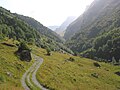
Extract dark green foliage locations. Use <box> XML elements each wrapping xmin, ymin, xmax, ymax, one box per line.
<box><xmin>65</xmin><ymin>0</ymin><xmax>120</xmax><ymax>62</ymax></box>
<box><xmin>17</xmin><ymin>42</ymin><xmax>30</xmax><ymax>52</ymax></box>
<box><xmin>68</xmin><ymin>57</ymin><xmax>75</xmax><ymax>62</ymax></box>
<box><xmin>46</xmin><ymin>47</ymin><xmax>51</xmax><ymax>56</ymax></box>
<box><xmin>93</xmin><ymin>62</ymin><xmax>101</xmax><ymax>68</ymax></box>
<box><xmin>82</xmin><ymin>29</ymin><xmax>120</xmax><ymax>62</ymax></box>
<box><xmin>0</xmin><ymin>7</ymin><xmax>41</xmax><ymax>44</ymax></box>
<box><xmin>0</xmin><ymin>7</ymin><xmax>73</xmax><ymax>54</ymax></box>
<box><xmin>13</xmin><ymin>13</ymin><xmax>73</xmax><ymax>54</ymax></box>
<box><xmin>14</xmin><ymin>14</ymin><xmax>64</xmax><ymax>43</ymax></box>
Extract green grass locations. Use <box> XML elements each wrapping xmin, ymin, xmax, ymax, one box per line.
<box><xmin>25</xmin><ymin>71</ymin><xmax>39</xmax><ymax>90</ymax></box>
<box><xmin>30</xmin><ymin>69</ymin><xmax>41</xmax><ymax>90</ymax></box>
<box><xmin>25</xmin><ymin>62</ymin><xmax>41</xmax><ymax>90</ymax></box>
<box><xmin>32</xmin><ymin>46</ymin><xmax>120</xmax><ymax>90</ymax></box>
<box><xmin>0</xmin><ymin>39</ymin><xmax>120</xmax><ymax>90</ymax></box>
<box><xmin>0</xmin><ymin>39</ymin><xmax>34</xmax><ymax>90</ymax></box>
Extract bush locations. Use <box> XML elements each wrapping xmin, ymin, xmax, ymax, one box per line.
<box><xmin>0</xmin><ymin>75</ymin><xmax>6</xmax><ymax>83</ymax></box>
<box><xmin>93</xmin><ymin>62</ymin><xmax>101</xmax><ymax>68</ymax></box>
<box><xmin>46</xmin><ymin>47</ymin><xmax>51</xmax><ymax>56</ymax></box>
<box><xmin>17</xmin><ymin>42</ymin><xmax>30</xmax><ymax>52</ymax></box>
<box><xmin>74</xmin><ymin>52</ymin><xmax>79</xmax><ymax>56</ymax></box>
<box><xmin>68</xmin><ymin>57</ymin><xmax>75</xmax><ymax>62</ymax></box>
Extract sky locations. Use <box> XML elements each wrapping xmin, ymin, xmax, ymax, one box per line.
<box><xmin>0</xmin><ymin>0</ymin><xmax>94</xmax><ymax>26</ymax></box>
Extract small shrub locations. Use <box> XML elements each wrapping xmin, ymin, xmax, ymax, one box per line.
<box><xmin>93</xmin><ymin>62</ymin><xmax>101</xmax><ymax>68</ymax></box>
<box><xmin>46</xmin><ymin>47</ymin><xmax>52</xmax><ymax>56</ymax></box>
<box><xmin>74</xmin><ymin>52</ymin><xmax>79</xmax><ymax>56</ymax></box>
<box><xmin>0</xmin><ymin>75</ymin><xmax>6</xmax><ymax>83</ymax></box>
<box><xmin>68</xmin><ymin>57</ymin><xmax>75</xmax><ymax>62</ymax></box>
<box><xmin>17</xmin><ymin>42</ymin><xmax>30</xmax><ymax>52</ymax></box>
<box><xmin>73</xmin><ymin>78</ymin><xmax>76</xmax><ymax>82</ymax></box>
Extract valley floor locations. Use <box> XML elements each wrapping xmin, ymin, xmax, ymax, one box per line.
<box><xmin>0</xmin><ymin>40</ymin><xmax>120</xmax><ymax>90</ymax></box>
<box><xmin>33</xmin><ymin>46</ymin><xmax>120</xmax><ymax>90</ymax></box>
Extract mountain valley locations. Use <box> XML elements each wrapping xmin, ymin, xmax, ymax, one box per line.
<box><xmin>0</xmin><ymin>0</ymin><xmax>120</xmax><ymax>89</ymax></box>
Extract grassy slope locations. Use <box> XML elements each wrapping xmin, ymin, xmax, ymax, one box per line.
<box><xmin>0</xmin><ymin>39</ymin><xmax>34</xmax><ymax>90</ymax></box>
<box><xmin>32</xmin><ymin>46</ymin><xmax>120</xmax><ymax>90</ymax></box>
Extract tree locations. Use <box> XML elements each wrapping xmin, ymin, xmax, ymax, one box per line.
<box><xmin>46</xmin><ymin>47</ymin><xmax>51</xmax><ymax>56</ymax></box>
<box><xmin>17</xmin><ymin>42</ymin><xmax>30</xmax><ymax>52</ymax></box>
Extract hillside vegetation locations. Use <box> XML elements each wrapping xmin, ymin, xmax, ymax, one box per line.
<box><xmin>0</xmin><ymin>0</ymin><xmax>120</xmax><ymax>89</ymax></box>
<box><xmin>65</xmin><ymin>0</ymin><xmax>120</xmax><ymax>61</ymax></box>
<box><xmin>32</xmin><ymin>46</ymin><xmax>120</xmax><ymax>90</ymax></box>
<box><xmin>0</xmin><ymin>39</ymin><xmax>34</xmax><ymax>90</ymax></box>
<box><xmin>0</xmin><ymin>7</ymin><xmax>73</xmax><ymax>54</ymax></box>
<box><xmin>14</xmin><ymin>14</ymin><xmax>64</xmax><ymax>43</ymax></box>
<box><xmin>0</xmin><ymin>39</ymin><xmax>120</xmax><ymax>90</ymax></box>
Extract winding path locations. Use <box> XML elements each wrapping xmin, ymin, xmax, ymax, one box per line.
<box><xmin>21</xmin><ymin>55</ymin><xmax>48</xmax><ymax>90</ymax></box>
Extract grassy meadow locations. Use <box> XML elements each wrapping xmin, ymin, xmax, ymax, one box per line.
<box><xmin>0</xmin><ymin>39</ymin><xmax>34</xmax><ymax>90</ymax></box>
<box><xmin>32</xmin><ymin>46</ymin><xmax>120</xmax><ymax>90</ymax></box>
<box><xmin>0</xmin><ymin>39</ymin><xmax>120</xmax><ymax>90</ymax></box>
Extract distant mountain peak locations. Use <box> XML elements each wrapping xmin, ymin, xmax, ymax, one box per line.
<box><xmin>48</xmin><ymin>26</ymin><xmax>59</xmax><ymax>31</ymax></box>
<box><xmin>55</xmin><ymin>16</ymin><xmax>77</xmax><ymax>37</ymax></box>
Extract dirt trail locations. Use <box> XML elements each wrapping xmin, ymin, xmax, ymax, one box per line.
<box><xmin>21</xmin><ymin>55</ymin><xmax>48</xmax><ymax>90</ymax></box>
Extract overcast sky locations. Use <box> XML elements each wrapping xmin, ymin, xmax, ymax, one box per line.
<box><xmin>0</xmin><ymin>0</ymin><xmax>94</xmax><ymax>26</ymax></box>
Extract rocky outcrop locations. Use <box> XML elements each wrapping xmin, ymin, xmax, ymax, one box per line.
<box><xmin>19</xmin><ymin>50</ymin><xmax>31</xmax><ymax>61</ymax></box>
<box><xmin>15</xmin><ymin>42</ymin><xmax>32</xmax><ymax>62</ymax></box>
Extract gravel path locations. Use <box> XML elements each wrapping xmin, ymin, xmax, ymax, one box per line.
<box><xmin>21</xmin><ymin>55</ymin><xmax>48</xmax><ymax>90</ymax></box>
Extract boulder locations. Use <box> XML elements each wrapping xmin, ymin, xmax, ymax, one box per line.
<box><xmin>15</xmin><ymin>42</ymin><xmax>32</xmax><ymax>62</ymax></box>
<box><xmin>20</xmin><ymin>50</ymin><xmax>32</xmax><ymax>62</ymax></box>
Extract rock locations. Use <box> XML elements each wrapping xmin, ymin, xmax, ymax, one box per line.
<box><xmin>20</xmin><ymin>50</ymin><xmax>32</xmax><ymax>62</ymax></box>
<box><xmin>15</xmin><ymin>42</ymin><xmax>32</xmax><ymax>62</ymax></box>
<box><xmin>91</xmin><ymin>73</ymin><xmax>99</xmax><ymax>78</ymax></box>
<box><xmin>6</xmin><ymin>72</ymin><xmax>12</xmax><ymax>77</ymax></box>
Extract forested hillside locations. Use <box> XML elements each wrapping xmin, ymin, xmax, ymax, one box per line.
<box><xmin>14</xmin><ymin>14</ymin><xmax>64</xmax><ymax>43</ymax></box>
<box><xmin>0</xmin><ymin>7</ymin><xmax>41</xmax><ymax>44</ymax></box>
<box><xmin>64</xmin><ymin>0</ymin><xmax>120</xmax><ymax>40</ymax></box>
<box><xmin>0</xmin><ymin>7</ymin><xmax>73</xmax><ymax>54</ymax></box>
<box><xmin>65</xmin><ymin>0</ymin><xmax>120</xmax><ymax>62</ymax></box>
<box><xmin>0</xmin><ymin>1</ymin><xmax>120</xmax><ymax>90</ymax></box>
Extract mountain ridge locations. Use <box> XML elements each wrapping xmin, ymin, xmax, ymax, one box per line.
<box><xmin>65</xmin><ymin>0</ymin><xmax>120</xmax><ymax>61</ymax></box>
<box><xmin>55</xmin><ymin>16</ymin><xmax>76</xmax><ymax>37</ymax></box>
<box><xmin>14</xmin><ymin>14</ymin><xmax>64</xmax><ymax>43</ymax></box>
<box><xmin>0</xmin><ymin>7</ymin><xmax>73</xmax><ymax>54</ymax></box>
